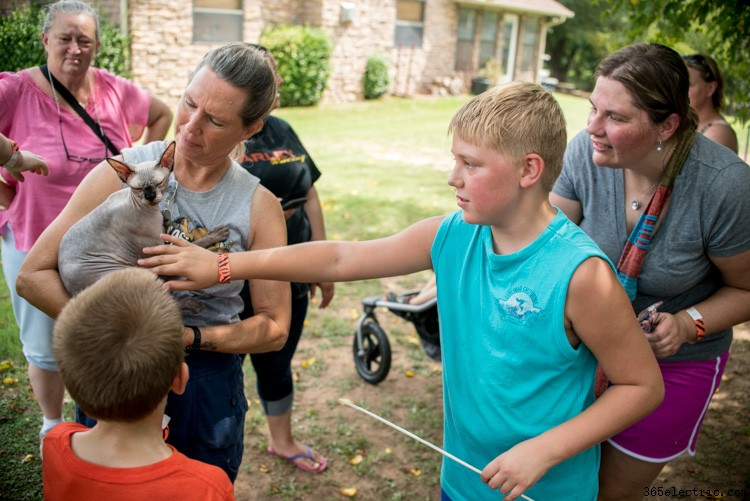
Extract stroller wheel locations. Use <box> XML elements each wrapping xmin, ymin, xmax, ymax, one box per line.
<box><xmin>353</xmin><ymin>321</ymin><xmax>391</xmax><ymax>384</ymax></box>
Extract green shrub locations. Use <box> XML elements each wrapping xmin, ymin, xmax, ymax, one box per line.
<box><xmin>260</xmin><ymin>25</ymin><xmax>332</xmax><ymax>107</ymax></box>
<box><xmin>363</xmin><ymin>55</ymin><xmax>389</xmax><ymax>100</ymax></box>
<box><xmin>96</xmin><ymin>20</ymin><xmax>131</xmax><ymax>78</ymax></box>
<box><xmin>0</xmin><ymin>4</ymin><xmax>131</xmax><ymax>77</ymax></box>
<box><xmin>0</xmin><ymin>4</ymin><xmax>45</xmax><ymax>72</ymax></box>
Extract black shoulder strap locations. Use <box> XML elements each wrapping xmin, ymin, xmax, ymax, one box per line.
<box><xmin>40</xmin><ymin>65</ymin><xmax>120</xmax><ymax>156</ymax></box>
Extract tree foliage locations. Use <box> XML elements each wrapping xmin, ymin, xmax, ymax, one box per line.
<box><xmin>546</xmin><ymin>0</ymin><xmax>629</xmax><ymax>91</ymax></box>
<box><xmin>606</xmin><ymin>0</ymin><xmax>750</xmax><ymax>123</ymax></box>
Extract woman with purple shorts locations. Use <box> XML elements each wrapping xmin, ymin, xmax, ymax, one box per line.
<box><xmin>551</xmin><ymin>43</ymin><xmax>750</xmax><ymax>500</ymax></box>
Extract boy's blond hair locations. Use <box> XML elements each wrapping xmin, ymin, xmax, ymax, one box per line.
<box><xmin>53</xmin><ymin>268</ymin><xmax>183</xmax><ymax>422</ymax></box>
<box><xmin>448</xmin><ymin>81</ymin><xmax>567</xmax><ymax>191</ymax></box>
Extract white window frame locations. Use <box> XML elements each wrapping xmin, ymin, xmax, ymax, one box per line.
<box><xmin>395</xmin><ymin>0</ymin><xmax>425</xmax><ymax>48</ymax></box>
<box><xmin>193</xmin><ymin>2</ymin><xmax>243</xmax><ymax>43</ymax></box>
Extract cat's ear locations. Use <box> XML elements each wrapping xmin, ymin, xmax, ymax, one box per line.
<box><xmin>107</xmin><ymin>158</ymin><xmax>134</xmax><ymax>184</ymax></box>
<box><xmin>160</xmin><ymin>141</ymin><xmax>176</xmax><ymax>172</ymax></box>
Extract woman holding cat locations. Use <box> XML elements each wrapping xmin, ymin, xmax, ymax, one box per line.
<box><xmin>17</xmin><ymin>42</ymin><xmax>290</xmax><ymax>483</ymax></box>
<box><xmin>0</xmin><ymin>0</ymin><xmax>172</xmax><ymax>444</ymax></box>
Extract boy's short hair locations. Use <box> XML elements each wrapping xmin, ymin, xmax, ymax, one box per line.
<box><xmin>53</xmin><ymin>268</ymin><xmax>184</xmax><ymax>422</ymax></box>
<box><xmin>448</xmin><ymin>81</ymin><xmax>567</xmax><ymax>191</ymax></box>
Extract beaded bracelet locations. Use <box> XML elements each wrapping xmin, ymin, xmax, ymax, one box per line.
<box><xmin>218</xmin><ymin>252</ymin><xmax>231</xmax><ymax>284</ymax></box>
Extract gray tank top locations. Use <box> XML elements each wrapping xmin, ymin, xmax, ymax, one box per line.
<box><xmin>123</xmin><ymin>140</ymin><xmax>259</xmax><ymax>327</ymax></box>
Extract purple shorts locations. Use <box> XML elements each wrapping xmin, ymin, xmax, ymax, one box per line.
<box><xmin>608</xmin><ymin>351</ymin><xmax>729</xmax><ymax>463</ymax></box>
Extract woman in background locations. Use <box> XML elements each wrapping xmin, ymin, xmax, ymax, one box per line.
<box><xmin>238</xmin><ymin>45</ymin><xmax>333</xmax><ymax>473</ymax></box>
<box><xmin>683</xmin><ymin>53</ymin><xmax>738</xmax><ymax>153</ymax></box>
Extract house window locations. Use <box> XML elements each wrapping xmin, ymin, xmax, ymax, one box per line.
<box><xmin>454</xmin><ymin>9</ymin><xmax>504</xmax><ymax>75</ymax></box>
<box><xmin>454</xmin><ymin>8</ymin><xmax>475</xmax><ymax>71</ymax></box>
<box><xmin>395</xmin><ymin>0</ymin><xmax>425</xmax><ymax>48</ymax></box>
<box><xmin>478</xmin><ymin>11</ymin><xmax>499</xmax><ymax>69</ymax></box>
<box><xmin>517</xmin><ymin>16</ymin><xmax>540</xmax><ymax>80</ymax></box>
<box><xmin>193</xmin><ymin>0</ymin><xmax>243</xmax><ymax>43</ymax></box>
<box><xmin>500</xmin><ymin>14</ymin><xmax>519</xmax><ymax>82</ymax></box>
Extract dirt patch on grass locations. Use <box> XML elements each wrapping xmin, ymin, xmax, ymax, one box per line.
<box><xmin>0</xmin><ymin>292</ymin><xmax>746</xmax><ymax>500</ymax></box>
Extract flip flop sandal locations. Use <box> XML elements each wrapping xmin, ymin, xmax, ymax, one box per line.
<box><xmin>267</xmin><ymin>445</ymin><xmax>328</xmax><ymax>473</ymax></box>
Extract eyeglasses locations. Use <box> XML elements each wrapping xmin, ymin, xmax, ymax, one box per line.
<box><xmin>684</xmin><ymin>54</ymin><xmax>717</xmax><ymax>83</ymax></box>
<box><xmin>56</xmin><ymin>114</ymin><xmax>107</xmax><ymax>164</ymax></box>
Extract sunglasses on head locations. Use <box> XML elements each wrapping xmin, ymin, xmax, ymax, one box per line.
<box><xmin>684</xmin><ymin>54</ymin><xmax>717</xmax><ymax>83</ymax></box>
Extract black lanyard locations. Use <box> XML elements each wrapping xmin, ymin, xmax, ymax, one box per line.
<box><xmin>41</xmin><ymin>65</ymin><xmax>120</xmax><ymax>156</ymax></box>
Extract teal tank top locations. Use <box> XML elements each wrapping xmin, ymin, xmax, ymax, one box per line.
<box><xmin>432</xmin><ymin>209</ymin><xmax>610</xmax><ymax>500</ymax></box>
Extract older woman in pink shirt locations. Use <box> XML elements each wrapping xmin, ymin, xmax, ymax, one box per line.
<box><xmin>0</xmin><ymin>0</ymin><xmax>171</xmax><ymax>443</ymax></box>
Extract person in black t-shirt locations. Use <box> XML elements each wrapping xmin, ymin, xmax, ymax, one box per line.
<box><xmin>237</xmin><ymin>46</ymin><xmax>334</xmax><ymax>473</ymax></box>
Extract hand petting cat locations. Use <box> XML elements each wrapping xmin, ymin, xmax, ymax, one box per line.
<box><xmin>140</xmin><ymin>233</ymin><xmax>221</xmax><ymax>291</ymax></box>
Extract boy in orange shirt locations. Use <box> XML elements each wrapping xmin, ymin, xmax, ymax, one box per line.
<box><xmin>43</xmin><ymin>268</ymin><xmax>234</xmax><ymax>501</ymax></box>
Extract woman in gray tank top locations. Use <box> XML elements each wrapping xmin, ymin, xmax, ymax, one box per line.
<box><xmin>17</xmin><ymin>42</ymin><xmax>291</xmax><ymax>483</ymax></box>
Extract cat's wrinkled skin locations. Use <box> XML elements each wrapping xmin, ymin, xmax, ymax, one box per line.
<box><xmin>58</xmin><ymin>141</ymin><xmax>175</xmax><ymax>296</ymax></box>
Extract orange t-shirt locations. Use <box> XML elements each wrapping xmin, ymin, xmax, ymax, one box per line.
<box><xmin>43</xmin><ymin>422</ymin><xmax>235</xmax><ymax>500</ymax></box>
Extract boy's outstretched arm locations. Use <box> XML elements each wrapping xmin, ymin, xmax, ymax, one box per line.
<box><xmin>480</xmin><ymin>256</ymin><xmax>664</xmax><ymax>501</ymax></box>
<box><xmin>140</xmin><ymin>216</ymin><xmax>443</xmax><ymax>290</ymax></box>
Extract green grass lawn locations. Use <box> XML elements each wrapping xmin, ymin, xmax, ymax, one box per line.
<box><xmin>0</xmin><ymin>91</ymin><xmax>748</xmax><ymax>499</ymax></box>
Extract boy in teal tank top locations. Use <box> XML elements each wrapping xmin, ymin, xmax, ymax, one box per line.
<box><xmin>141</xmin><ymin>82</ymin><xmax>665</xmax><ymax>501</ymax></box>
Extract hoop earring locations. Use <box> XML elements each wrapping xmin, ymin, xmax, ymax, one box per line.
<box><xmin>656</xmin><ymin>139</ymin><xmax>663</xmax><ymax>152</ymax></box>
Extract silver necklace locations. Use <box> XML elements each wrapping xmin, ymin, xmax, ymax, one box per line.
<box><xmin>630</xmin><ymin>181</ymin><xmax>659</xmax><ymax>211</ymax></box>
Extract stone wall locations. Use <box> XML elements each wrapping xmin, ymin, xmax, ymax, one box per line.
<box><xmin>291</xmin><ymin>0</ymin><xmax>461</xmax><ymax>102</ymax></box>
<box><xmin>127</xmin><ymin>0</ymin><xmax>204</xmax><ymax>104</ymax></box>
<box><xmin>121</xmin><ymin>0</ymin><xmax>469</xmax><ymax>108</ymax></box>
<box><xmin>4</xmin><ymin>0</ymin><xmax>556</xmax><ymax>108</ymax></box>
<box><xmin>0</xmin><ymin>0</ymin><xmax>474</xmax><ymax>107</ymax></box>
<box><xmin>317</xmin><ymin>0</ymin><xmax>396</xmax><ymax>101</ymax></box>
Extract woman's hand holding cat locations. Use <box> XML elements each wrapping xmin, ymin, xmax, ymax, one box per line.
<box><xmin>140</xmin><ymin>233</ymin><xmax>220</xmax><ymax>291</ymax></box>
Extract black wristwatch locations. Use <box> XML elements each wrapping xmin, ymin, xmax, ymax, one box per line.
<box><xmin>186</xmin><ymin>325</ymin><xmax>201</xmax><ymax>352</ymax></box>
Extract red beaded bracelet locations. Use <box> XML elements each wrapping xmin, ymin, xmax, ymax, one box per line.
<box><xmin>218</xmin><ymin>252</ymin><xmax>231</xmax><ymax>284</ymax></box>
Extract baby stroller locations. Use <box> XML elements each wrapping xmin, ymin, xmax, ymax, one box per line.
<box><xmin>353</xmin><ymin>291</ymin><xmax>440</xmax><ymax>384</ymax></box>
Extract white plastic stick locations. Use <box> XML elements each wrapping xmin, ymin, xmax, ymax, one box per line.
<box><xmin>338</xmin><ymin>398</ymin><xmax>535</xmax><ymax>501</ymax></box>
